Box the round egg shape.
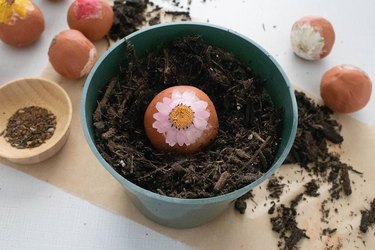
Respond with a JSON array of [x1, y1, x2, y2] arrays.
[[48, 29, 98, 79], [291, 16, 335, 60], [67, 0, 113, 41], [320, 65, 372, 113], [0, 0, 45, 47], [144, 85, 219, 154]]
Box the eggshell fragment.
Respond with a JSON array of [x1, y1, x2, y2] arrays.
[[67, 0, 113, 41], [144, 86, 219, 154], [290, 16, 335, 60], [48, 29, 97, 79], [0, 0, 45, 47], [320, 65, 372, 113]]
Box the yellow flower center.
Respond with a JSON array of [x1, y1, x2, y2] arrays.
[[169, 104, 194, 130], [0, 0, 33, 25]]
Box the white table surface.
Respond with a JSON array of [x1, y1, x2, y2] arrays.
[[1, 0, 374, 249]]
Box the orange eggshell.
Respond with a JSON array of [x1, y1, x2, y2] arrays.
[[144, 86, 219, 154], [0, 2, 45, 47], [67, 0, 113, 41], [48, 29, 97, 79], [320, 65, 372, 113]]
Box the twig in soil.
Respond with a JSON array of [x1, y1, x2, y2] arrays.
[[214, 171, 230, 191], [93, 78, 117, 121], [239, 136, 271, 172]]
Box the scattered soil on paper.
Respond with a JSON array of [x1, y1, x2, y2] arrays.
[[109, 0, 191, 41], [93, 35, 283, 198], [267, 91, 363, 250]]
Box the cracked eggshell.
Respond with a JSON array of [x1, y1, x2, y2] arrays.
[[0, 0, 45, 47], [144, 86, 219, 154], [48, 29, 97, 80], [67, 0, 113, 41], [291, 16, 335, 60], [320, 65, 372, 113]]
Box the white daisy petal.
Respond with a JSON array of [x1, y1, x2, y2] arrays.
[[195, 110, 210, 120], [162, 97, 173, 107], [182, 91, 195, 100], [191, 101, 208, 112], [176, 131, 188, 146], [165, 129, 177, 146], [153, 112, 168, 122], [152, 121, 169, 133], [156, 102, 172, 115], [172, 89, 182, 99], [193, 116, 208, 130], [185, 127, 203, 144]]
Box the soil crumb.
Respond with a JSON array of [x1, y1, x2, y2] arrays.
[[303, 179, 320, 197], [234, 191, 254, 214], [93, 35, 283, 198], [271, 193, 309, 250], [267, 176, 285, 199], [360, 198, 375, 233]]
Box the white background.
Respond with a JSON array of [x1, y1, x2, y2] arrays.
[[1, 0, 374, 249]]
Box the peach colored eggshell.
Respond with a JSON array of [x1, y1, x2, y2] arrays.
[[48, 29, 97, 79], [297, 16, 335, 59], [0, 2, 45, 47], [144, 86, 219, 154], [320, 65, 372, 113], [67, 0, 114, 41]]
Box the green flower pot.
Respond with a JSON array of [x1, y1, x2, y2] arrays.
[[81, 22, 297, 228]]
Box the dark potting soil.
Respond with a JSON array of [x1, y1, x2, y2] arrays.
[[267, 176, 285, 199], [285, 91, 355, 200], [268, 91, 363, 249], [108, 0, 191, 41], [93, 35, 283, 198], [360, 198, 375, 233], [109, 0, 148, 41], [271, 193, 309, 250]]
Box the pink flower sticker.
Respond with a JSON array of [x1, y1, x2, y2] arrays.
[[152, 89, 210, 147]]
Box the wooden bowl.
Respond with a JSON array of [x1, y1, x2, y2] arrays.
[[0, 78, 72, 164]]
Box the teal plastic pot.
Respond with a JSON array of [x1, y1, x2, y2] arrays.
[[81, 22, 297, 228]]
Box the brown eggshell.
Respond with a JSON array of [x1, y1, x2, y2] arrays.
[[0, 2, 45, 47], [48, 29, 97, 79], [320, 65, 372, 113], [67, 0, 113, 41], [144, 86, 219, 154]]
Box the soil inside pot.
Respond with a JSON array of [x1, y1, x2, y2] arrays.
[[93, 35, 283, 198]]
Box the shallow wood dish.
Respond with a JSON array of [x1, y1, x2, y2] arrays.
[[0, 78, 72, 164]]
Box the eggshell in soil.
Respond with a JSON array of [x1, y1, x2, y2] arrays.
[[144, 85, 219, 154], [320, 65, 372, 113], [290, 16, 335, 60], [67, 0, 113, 41], [48, 29, 97, 79], [0, 1, 45, 47]]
